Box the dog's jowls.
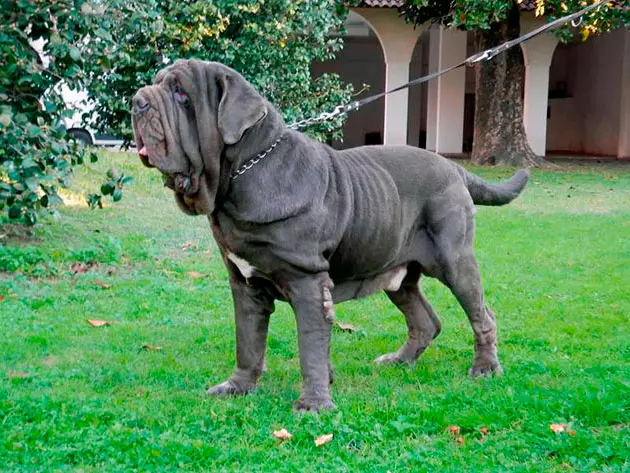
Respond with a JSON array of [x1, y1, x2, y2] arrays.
[[132, 59, 529, 411]]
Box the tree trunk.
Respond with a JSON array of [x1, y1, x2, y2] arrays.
[[471, 3, 549, 167]]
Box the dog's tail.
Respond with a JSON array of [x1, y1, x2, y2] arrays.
[[458, 167, 530, 206]]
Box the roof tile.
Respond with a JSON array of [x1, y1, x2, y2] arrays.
[[361, 0, 537, 10]]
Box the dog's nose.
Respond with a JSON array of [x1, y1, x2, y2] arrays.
[[133, 95, 150, 114]]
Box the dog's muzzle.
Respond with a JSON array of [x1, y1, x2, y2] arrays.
[[162, 173, 199, 196]]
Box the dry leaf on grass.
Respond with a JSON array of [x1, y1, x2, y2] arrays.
[[447, 425, 460, 435], [314, 433, 333, 447], [71, 262, 91, 274], [7, 371, 32, 380], [335, 322, 358, 332], [0, 295, 6, 302], [87, 319, 111, 327], [187, 271, 205, 279], [42, 355, 58, 367], [456, 436, 465, 445], [273, 428, 292, 441], [550, 423, 569, 433], [141, 343, 163, 351], [93, 280, 112, 289], [181, 241, 198, 251], [479, 427, 489, 436]]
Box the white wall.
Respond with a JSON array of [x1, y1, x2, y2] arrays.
[[547, 29, 628, 157], [619, 30, 630, 159]]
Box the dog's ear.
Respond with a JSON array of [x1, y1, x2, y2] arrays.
[[217, 72, 267, 145]]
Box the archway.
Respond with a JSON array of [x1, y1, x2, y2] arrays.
[[311, 11, 386, 149], [546, 29, 628, 159]]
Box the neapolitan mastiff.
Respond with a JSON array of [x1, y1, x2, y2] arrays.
[[132, 59, 529, 411]]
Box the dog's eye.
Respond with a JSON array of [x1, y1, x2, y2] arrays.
[[174, 90, 189, 105]]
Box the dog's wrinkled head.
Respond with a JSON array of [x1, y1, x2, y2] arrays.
[[131, 59, 267, 215]]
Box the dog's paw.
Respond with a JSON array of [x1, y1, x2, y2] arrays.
[[206, 379, 253, 396], [294, 396, 336, 413], [374, 352, 414, 365], [468, 358, 503, 377]]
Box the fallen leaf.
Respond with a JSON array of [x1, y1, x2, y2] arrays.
[[567, 429, 576, 437], [42, 355, 58, 367], [479, 427, 489, 436], [141, 343, 163, 351], [0, 295, 5, 302], [187, 271, 205, 279], [93, 280, 112, 289], [456, 436, 465, 445], [7, 371, 32, 379], [181, 241, 198, 251], [314, 433, 333, 447], [71, 262, 90, 274], [550, 423, 569, 433], [335, 322, 358, 332], [273, 428, 292, 440], [447, 425, 460, 435], [87, 319, 111, 327]]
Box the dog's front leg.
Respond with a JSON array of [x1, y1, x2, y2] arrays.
[[282, 272, 336, 412], [207, 272, 275, 396]]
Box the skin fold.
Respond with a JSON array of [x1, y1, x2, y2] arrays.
[[132, 59, 529, 411]]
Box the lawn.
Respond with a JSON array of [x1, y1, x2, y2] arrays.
[[1, 151, 629, 472]]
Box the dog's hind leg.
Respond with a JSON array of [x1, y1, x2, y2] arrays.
[[429, 200, 503, 376], [375, 270, 441, 365]]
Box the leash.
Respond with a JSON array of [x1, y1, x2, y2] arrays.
[[288, 0, 608, 130], [230, 0, 607, 180]]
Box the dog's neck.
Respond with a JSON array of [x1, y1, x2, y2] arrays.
[[214, 102, 286, 205], [224, 102, 286, 169]]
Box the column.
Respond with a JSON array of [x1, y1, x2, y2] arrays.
[[426, 26, 467, 154], [521, 15, 559, 157], [353, 8, 425, 145], [618, 29, 630, 159]]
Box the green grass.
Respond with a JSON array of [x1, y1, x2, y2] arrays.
[[1, 152, 629, 472]]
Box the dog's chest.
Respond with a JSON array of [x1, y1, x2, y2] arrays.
[[211, 214, 270, 280], [227, 252, 257, 279]]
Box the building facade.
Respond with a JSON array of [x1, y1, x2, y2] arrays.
[[312, 1, 630, 159]]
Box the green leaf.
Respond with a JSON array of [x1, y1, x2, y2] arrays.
[[95, 27, 113, 42], [24, 177, 39, 191], [8, 206, 22, 220], [48, 194, 63, 206], [24, 210, 37, 225], [101, 183, 116, 195], [27, 125, 42, 138], [70, 47, 82, 61], [112, 188, 123, 202]]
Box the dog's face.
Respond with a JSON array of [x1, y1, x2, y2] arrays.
[[131, 60, 267, 215]]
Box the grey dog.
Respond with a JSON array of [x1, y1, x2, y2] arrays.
[[132, 59, 529, 411]]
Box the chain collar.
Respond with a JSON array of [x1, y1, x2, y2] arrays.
[[228, 104, 355, 181], [229, 134, 285, 180]]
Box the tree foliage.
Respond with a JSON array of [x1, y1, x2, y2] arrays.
[[1, 0, 353, 225], [0, 0, 137, 224], [400, 0, 629, 37], [82, 0, 354, 142]]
